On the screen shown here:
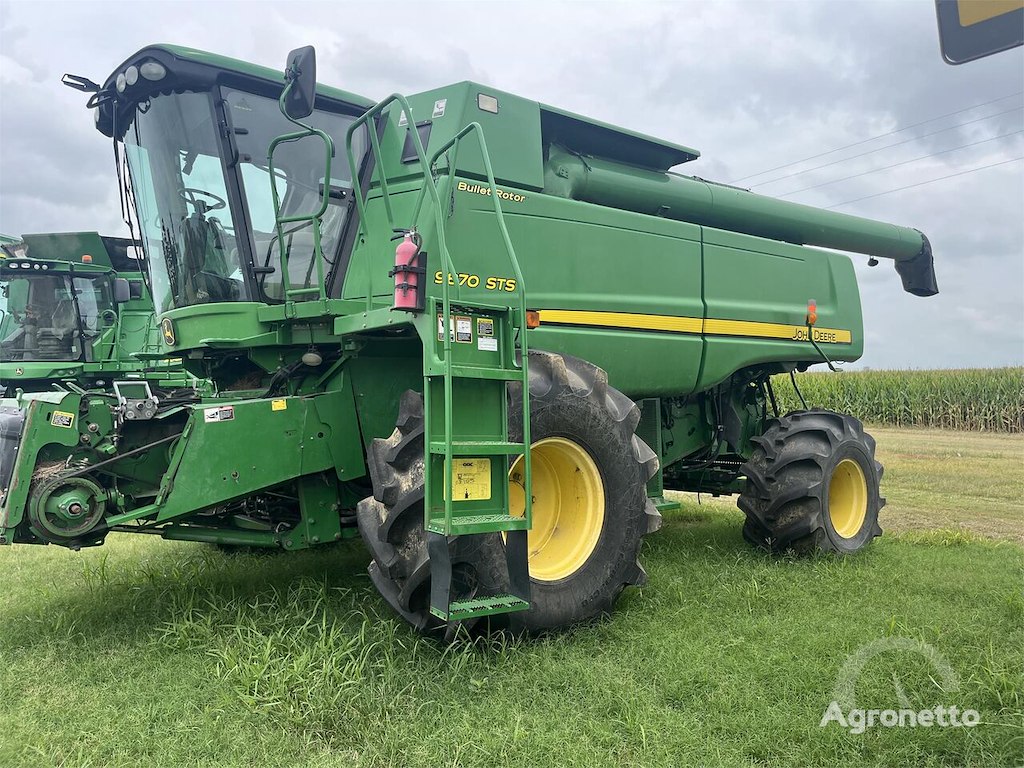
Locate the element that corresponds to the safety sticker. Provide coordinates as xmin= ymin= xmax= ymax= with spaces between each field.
xmin=451 ymin=458 xmax=491 ymax=501
xmin=204 ymin=406 xmax=235 ymax=423
xmin=455 ymin=315 xmax=472 ymax=343
xmin=477 ymin=317 xmax=497 ymax=351
xmin=271 ymin=399 xmax=288 ymax=411
xmin=50 ymin=411 xmax=75 ymax=429
xmin=437 ymin=313 xmax=455 ymax=342
xmin=432 ymin=98 xmax=447 ymax=118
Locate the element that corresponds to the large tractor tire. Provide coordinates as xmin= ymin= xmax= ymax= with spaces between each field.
xmin=355 ymin=391 xmax=508 ymax=634
xmin=506 ymin=351 xmax=661 ymax=632
xmin=356 ymin=351 xmax=661 ymax=635
xmin=738 ymin=409 xmax=884 ymax=555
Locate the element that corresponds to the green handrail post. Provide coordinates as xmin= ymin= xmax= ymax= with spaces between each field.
xmin=268 ymin=79 xmax=334 ymax=304
xmin=425 ymin=122 xmax=533 ymax=534
xmin=343 ymin=98 xmax=531 ymax=536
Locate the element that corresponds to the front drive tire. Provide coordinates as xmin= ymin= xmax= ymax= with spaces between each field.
xmin=739 ymin=409 xmax=884 ymax=555
xmin=506 ymin=351 xmax=662 ymax=632
xmin=355 ymin=351 xmax=661 ymax=635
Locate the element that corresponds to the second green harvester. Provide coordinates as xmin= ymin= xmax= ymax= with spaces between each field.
xmin=1 ymin=231 xmax=196 ymax=394
xmin=0 ymin=45 xmax=937 ymax=635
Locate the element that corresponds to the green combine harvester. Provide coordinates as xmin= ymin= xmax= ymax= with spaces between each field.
xmin=0 ymin=45 xmax=937 ymax=635
xmin=0 ymin=231 xmax=194 ymax=393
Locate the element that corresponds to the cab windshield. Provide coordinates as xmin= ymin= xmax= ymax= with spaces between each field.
xmin=0 ymin=271 xmax=114 ymax=362
xmin=124 ymin=91 xmax=244 ymax=313
xmin=123 ymin=88 xmax=364 ymax=310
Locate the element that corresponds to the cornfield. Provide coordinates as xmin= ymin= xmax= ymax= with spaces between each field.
xmin=773 ymin=367 xmax=1024 ymax=433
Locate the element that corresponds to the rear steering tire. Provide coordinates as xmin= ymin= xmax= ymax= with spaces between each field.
xmin=356 ymin=351 xmax=661 ymax=635
xmin=739 ymin=409 xmax=884 ymax=555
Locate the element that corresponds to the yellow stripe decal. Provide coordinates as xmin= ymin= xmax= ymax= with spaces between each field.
xmin=538 ymin=309 xmax=703 ymax=334
xmin=536 ymin=309 xmax=852 ymax=344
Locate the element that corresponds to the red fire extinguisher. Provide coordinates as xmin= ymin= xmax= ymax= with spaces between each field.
xmin=389 ymin=229 xmax=425 ymax=312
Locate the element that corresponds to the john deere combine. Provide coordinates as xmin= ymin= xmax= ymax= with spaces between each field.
xmin=0 ymin=231 xmax=193 ymax=393
xmin=0 ymin=45 xmax=937 ymax=634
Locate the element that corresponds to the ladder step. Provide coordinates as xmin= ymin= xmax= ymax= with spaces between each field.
xmin=429 ymin=366 xmax=524 ymax=381
xmin=427 ymin=514 xmax=529 ymax=535
xmin=429 ymin=440 xmax=525 ymax=455
xmin=432 ymin=594 xmax=530 ymax=621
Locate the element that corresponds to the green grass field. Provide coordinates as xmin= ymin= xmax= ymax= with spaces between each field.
xmin=1 ymin=428 xmax=1021 ymax=767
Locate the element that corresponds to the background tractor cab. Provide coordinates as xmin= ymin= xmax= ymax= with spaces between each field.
xmin=0 ymin=232 xmax=156 ymax=391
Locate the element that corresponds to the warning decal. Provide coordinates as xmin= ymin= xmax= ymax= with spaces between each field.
xmin=437 ymin=313 xmax=455 ymax=342
xmin=50 ymin=411 xmax=75 ymax=429
xmin=452 ymin=458 xmax=492 ymax=501
xmin=204 ymin=406 xmax=235 ymax=423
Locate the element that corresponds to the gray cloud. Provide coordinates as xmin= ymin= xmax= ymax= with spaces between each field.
xmin=1 ymin=0 xmax=1021 ymax=368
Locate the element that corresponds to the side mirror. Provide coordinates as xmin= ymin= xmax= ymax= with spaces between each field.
xmin=112 ymin=277 xmax=131 ymax=303
xmin=283 ymin=46 xmax=316 ymax=120
xmin=6 ymin=280 xmax=28 ymax=315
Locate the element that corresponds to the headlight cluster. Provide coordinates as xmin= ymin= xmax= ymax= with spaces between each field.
xmin=114 ymin=60 xmax=166 ymax=94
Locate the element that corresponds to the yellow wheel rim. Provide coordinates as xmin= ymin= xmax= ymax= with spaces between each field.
xmin=828 ymin=458 xmax=868 ymax=539
xmin=508 ymin=437 xmax=605 ymax=582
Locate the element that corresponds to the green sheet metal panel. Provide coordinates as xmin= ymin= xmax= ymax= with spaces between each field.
xmin=438 ymin=182 xmax=705 ymax=398
xmin=699 ymin=227 xmax=864 ymax=389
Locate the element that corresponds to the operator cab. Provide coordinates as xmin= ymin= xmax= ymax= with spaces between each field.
xmin=83 ymin=46 xmax=371 ymax=315
xmin=0 ymin=261 xmax=116 ymax=362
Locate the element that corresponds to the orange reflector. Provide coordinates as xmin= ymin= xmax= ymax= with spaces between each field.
xmin=82 ymin=254 xmax=93 ymax=263
xmin=806 ymin=299 xmax=817 ymax=326
xmin=526 ymin=310 xmax=541 ymax=329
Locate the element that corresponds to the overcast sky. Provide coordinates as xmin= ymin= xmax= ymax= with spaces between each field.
xmin=1 ymin=0 xmax=1021 ymax=369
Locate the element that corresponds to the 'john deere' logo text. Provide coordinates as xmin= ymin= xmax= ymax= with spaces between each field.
xmin=161 ymin=317 xmax=176 ymax=346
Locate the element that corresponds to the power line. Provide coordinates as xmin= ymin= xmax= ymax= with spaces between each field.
xmin=728 ymin=90 xmax=1023 ymax=183
xmin=825 ymin=157 xmax=1024 ymax=209
xmin=748 ymin=105 xmax=1023 ymax=188
xmin=777 ymin=129 xmax=1023 ymax=198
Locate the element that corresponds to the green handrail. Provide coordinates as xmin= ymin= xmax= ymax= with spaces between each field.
xmin=267 ymin=80 xmax=334 ymax=303
xmin=343 ymin=97 xmax=532 ymax=537
xmin=418 ymin=123 xmax=532 ymax=535
xmin=344 ymin=94 xmax=442 ymax=314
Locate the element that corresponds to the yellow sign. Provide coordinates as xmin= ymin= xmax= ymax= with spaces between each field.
xmin=50 ymin=411 xmax=75 ymax=429
xmin=271 ymin=399 xmax=288 ymax=411
xmin=958 ymin=0 xmax=1023 ymax=26
xmin=451 ymin=458 xmax=492 ymax=501
xmin=937 ymin=0 xmax=1023 ymax=64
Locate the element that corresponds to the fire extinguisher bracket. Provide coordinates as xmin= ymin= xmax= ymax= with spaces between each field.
xmin=389 ymin=251 xmax=428 ymax=313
